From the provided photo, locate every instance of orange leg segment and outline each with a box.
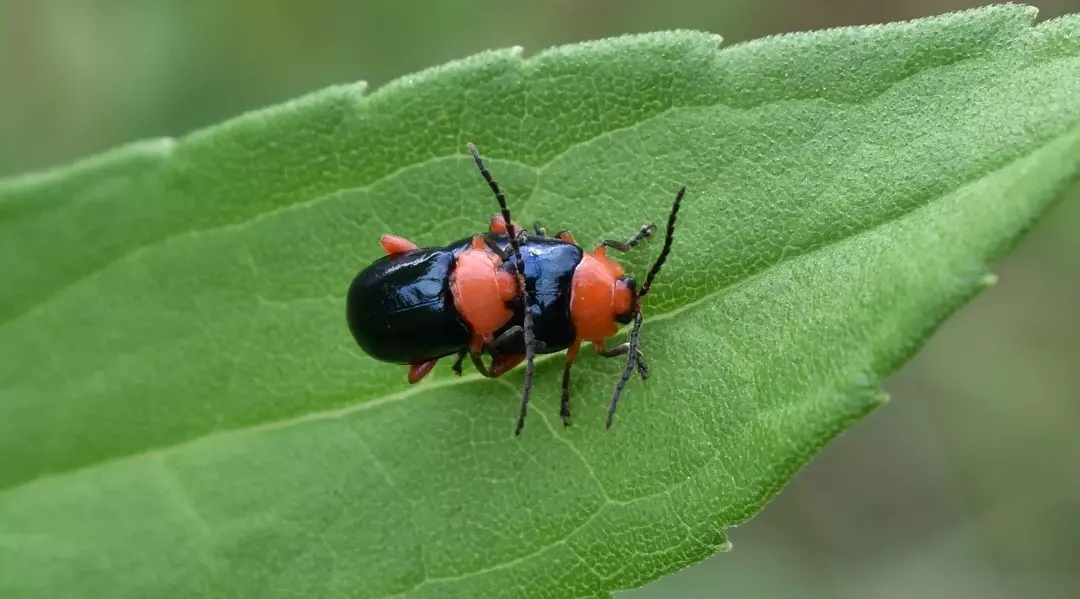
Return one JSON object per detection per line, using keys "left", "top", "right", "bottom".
{"left": 490, "top": 353, "right": 525, "bottom": 377}
{"left": 489, "top": 214, "right": 510, "bottom": 235}
{"left": 408, "top": 359, "right": 438, "bottom": 384}
{"left": 381, "top": 234, "right": 418, "bottom": 255}
{"left": 489, "top": 214, "right": 527, "bottom": 236}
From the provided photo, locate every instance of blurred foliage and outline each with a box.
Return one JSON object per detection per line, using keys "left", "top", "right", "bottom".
{"left": 1, "top": 1, "right": 1077, "bottom": 598}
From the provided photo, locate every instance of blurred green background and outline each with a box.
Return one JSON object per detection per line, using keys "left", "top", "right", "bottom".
{"left": 3, "top": 1, "right": 1078, "bottom": 597}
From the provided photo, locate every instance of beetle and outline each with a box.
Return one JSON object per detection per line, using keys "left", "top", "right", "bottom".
{"left": 463, "top": 144, "right": 684, "bottom": 434}
{"left": 345, "top": 142, "right": 684, "bottom": 434}
{"left": 344, "top": 222, "right": 526, "bottom": 385}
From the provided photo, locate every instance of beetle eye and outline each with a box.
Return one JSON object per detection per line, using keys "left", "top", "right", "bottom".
{"left": 615, "top": 275, "right": 638, "bottom": 325}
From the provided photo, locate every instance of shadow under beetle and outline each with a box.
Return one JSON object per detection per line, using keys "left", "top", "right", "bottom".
{"left": 346, "top": 142, "right": 685, "bottom": 434}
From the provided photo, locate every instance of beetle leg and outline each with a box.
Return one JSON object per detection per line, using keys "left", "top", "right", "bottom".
{"left": 469, "top": 234, "right": 488, "bottom": 251}
{"left": 479, "top": 234, "right": 510, "bottom": 261}
{"left": 451, "top": 349, "right": 466, "bottom": 376}
{"left": 408, "top": 359, "right": 439, "bottom": 384}
{"left": 464, "top": 334, "right": 502, "bottom": 378}
{"left": 469, "top": 351, "right": 498, "bottom": 378}
{"left": 594, "top": 340, "right": 649, "bottom": 380}
{"left": 485, "top": 325, "right": 523, "bottom": 353}
{"left": 454, "top": 343, "right": 510, "bottom": 379}
{"left": 489, "top": 214, "right": 527, "bottom": 237}
{"left": 597, "top": 222, "right": 656, "bottom": 253}
{"left": 554, "top": 230, "right": 575, "bottom": 244}
{"left": 473, "top": 326, "right": 545, "bottom": 379}
{"left": 489, "top": 213, "right": 508, "bottom": 234}
{"left": 482, "top": 325, "right": 547, "bottom": 356}
{"left": 489, "top": 353, "right": 525, "bottom": 377}
{"left": 453, "top": 339, "right": 511, "bottom": 378}
{"left": 532, "top": 221, "right": 546, "bottom": 236}
{"left": 560, "top": 340, "right": 582, "bottom": 426}
{"left": 381, "top": 234, "right": 418, "bottom": 255}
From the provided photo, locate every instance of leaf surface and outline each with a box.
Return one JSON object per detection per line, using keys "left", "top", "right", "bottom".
{"left": 2, "top": 5, "right": 1080, "bottom": 598}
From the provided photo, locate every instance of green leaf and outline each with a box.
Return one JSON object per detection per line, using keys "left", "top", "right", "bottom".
{"left": 2, "top": 4, "right": 1079, "bottom": 598}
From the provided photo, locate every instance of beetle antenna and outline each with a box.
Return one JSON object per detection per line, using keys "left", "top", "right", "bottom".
{"left": 639, "top": 186, "right": 685, "bottom": 299}
{"left": 606, "top": 311, "right": 644, "bottom": 429}
{"left": 467, "top": 142, "right": 536, "bottom": 435}
{"left": 607, "top": 186, "right": 685, "bottom": 429}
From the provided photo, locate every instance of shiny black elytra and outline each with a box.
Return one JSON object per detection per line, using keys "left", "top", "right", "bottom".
{"left": 346, "top": 241, "right": 470, "bottom": 365}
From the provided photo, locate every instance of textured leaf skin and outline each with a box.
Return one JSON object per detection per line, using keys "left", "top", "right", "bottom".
{"left": 2, "top": 5, "right": 1080, "bottom": 598}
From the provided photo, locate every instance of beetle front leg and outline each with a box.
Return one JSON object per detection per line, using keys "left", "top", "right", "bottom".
{"left": 597, "top": 222, "right": 656, "bottom": 253}
{"left": 595, "top": 340, "right": 649, "bottom": 380}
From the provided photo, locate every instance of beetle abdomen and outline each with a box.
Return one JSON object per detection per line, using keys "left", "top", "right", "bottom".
{"left": 346, "top": 248, "right": 469, "bottom": 364}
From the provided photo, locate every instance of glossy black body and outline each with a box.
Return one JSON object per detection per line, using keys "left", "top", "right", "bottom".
{"left": 346, "top": 234, "right": 584, "bottom": 365}
{"left": 346, "top": 247, "right": 469, "bottom": 364}
{"left": 494, "top": 236, "right": 582, "bottom": 355}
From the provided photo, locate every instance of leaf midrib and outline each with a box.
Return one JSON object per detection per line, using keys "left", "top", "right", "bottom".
{"left": 7, "top": 116, "right": 1080, "bottom": 498}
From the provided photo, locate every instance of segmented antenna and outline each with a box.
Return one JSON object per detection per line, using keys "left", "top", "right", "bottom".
{"left": 639, "top": 186, "right": 686, "bottom": 298}
{"left": 606, "top": 311, "right": 644, "bottom": 429}
{"left": 607, "top": 186, "right": 686, "bottom": 428}
{"left": 466, "top": 142, "right": 536, "bottom": 435}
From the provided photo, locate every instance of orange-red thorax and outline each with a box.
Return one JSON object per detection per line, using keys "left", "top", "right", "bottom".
{"left": 570, "top": 248, "right": 634, "bottom": 344}
{"left": 450, "top": 236, "right": 517, "bottom": 350}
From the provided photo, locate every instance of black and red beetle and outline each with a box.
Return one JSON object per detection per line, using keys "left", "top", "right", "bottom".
{"left": 346, "top": 143, "right": 684, "bottom": 434}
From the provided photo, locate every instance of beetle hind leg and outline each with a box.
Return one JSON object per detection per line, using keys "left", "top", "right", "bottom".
{"left": 408, "top": 359, "right": 439, "bottom": 384}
